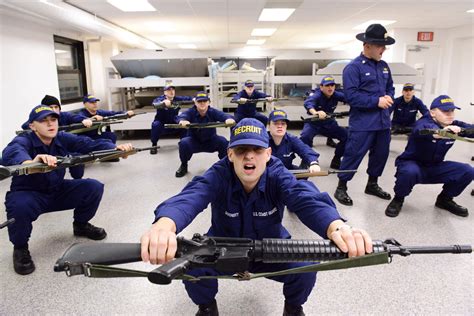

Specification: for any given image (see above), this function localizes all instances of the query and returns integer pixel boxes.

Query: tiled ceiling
[15,0,474,49]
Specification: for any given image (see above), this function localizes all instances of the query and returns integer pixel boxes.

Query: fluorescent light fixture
[467,9,474,13]
[179,44,197,49]
[353,20,396,30]
[246,39,266,45]
[107,0,156,12]
[258,8,295,21]
[251,28,277,36]
[54,49,68,54]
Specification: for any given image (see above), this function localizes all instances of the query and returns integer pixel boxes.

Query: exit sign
[417,32,434,41]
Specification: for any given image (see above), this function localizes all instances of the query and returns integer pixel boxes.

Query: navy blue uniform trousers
[184,262,317,306]
[5,179,104,247]
[179,135,228,163]
[150,120,185,145]
[300,121,347,158]
[394,160,474,198]
[89,131,117,144]
[235,112,268,126]
[338,129,390,182]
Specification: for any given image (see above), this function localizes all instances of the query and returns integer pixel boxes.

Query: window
[53,35,87,104]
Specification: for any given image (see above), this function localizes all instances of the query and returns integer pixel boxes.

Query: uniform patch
[253,207,277,217]
[225,211,239,218]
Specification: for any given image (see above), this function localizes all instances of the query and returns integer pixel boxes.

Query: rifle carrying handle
[148,257,191,284]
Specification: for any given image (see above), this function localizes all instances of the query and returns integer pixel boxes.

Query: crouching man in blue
[141,118,373,316]
[3,105,133,275]
[175,92,235,177]
[385,95,473,217]
[78,94,135,144]
[232,79,273,126]
[268,109,321,173]
[389,83,428,134]
[150,85,193,155]
[300,76,347,169]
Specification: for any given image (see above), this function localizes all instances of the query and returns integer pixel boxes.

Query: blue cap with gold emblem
[430,95,460,111]
[164,84,175,91]
[83,94,100,103]
[229,118,269,148]
[269,109,289,123]
[320,75,336,86]
[195,91,210,101]
[244,80,255,87]
[403,83,415,90]
[28,105,59,123]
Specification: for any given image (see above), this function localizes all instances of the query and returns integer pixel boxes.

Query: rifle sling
[438,131,474,143]
[79,252,389,281]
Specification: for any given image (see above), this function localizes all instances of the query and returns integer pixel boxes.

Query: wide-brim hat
[356,23,395,45]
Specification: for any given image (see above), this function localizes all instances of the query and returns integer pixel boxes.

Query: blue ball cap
[164,85,175,91]
[83,94,100,103]
[195,91,210,101]
[28,105,59,123]
[269,109,289,123]
[244,80,255,87]
[430,95,460,111]
[403,83,415,90]
[320,75,336,86]
[229,118,269,149]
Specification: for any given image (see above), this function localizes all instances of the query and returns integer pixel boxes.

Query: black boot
[334,180,353,206]
[283,302,305,316]
[175,162,188,178]
[435,194,469,217]
[73,222,107,240]
[13,246,35,275]
[385,196,404,217]
[150,145,158,155]
[329,156,341,169]
[365,177,391,200]
[196,300,218,316]
[326,138,337,148]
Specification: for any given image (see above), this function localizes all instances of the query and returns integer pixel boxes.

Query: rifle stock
[290,169,357,179]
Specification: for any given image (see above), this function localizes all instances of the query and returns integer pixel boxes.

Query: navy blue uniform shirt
[343,53,395,131]
[303,90,346,125]
[389,95,428,127]
[397,114,473,165]
[77,108,125,138]
[152,95,193,123]
[2,132,115,192]
[176,106,232,143]
[232,90,269,116]
[269,132,319,169]
[154,157,341,240]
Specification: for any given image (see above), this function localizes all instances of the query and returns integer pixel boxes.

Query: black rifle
[300,111,350,122]
[0,218,15,229]
[164,122,236,129]
[100,112,146,122]
[290,169,357,179]
[230,98,287,104]
[15,121,123,136]
[54,233,471,285]
[419,128,474,137]
[0,146,158,181]
[391,126,413,135]
[152,100,195,110]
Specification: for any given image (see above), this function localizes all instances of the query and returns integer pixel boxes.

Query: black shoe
[365,183,391,200]
[334,187,353,206]
[283,302,305,316]
[175,163,188,178]
[73,222,107,240]
[13,247,35,275]
[326,138,337,148]
[385,198,404,217]
[150,147,158,155]
[435,195,469,217]
[330,156,341,169]
[196,300,218,316]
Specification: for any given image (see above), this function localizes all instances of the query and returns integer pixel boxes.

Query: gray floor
[0,129,472,315]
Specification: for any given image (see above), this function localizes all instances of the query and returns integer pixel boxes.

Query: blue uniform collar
[359,52,378,64]
[268,132,289,148]
[30,131,65,151]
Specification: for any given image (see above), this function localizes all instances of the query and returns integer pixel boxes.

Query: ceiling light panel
[107,0,156,12]
[258,8,295,21]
